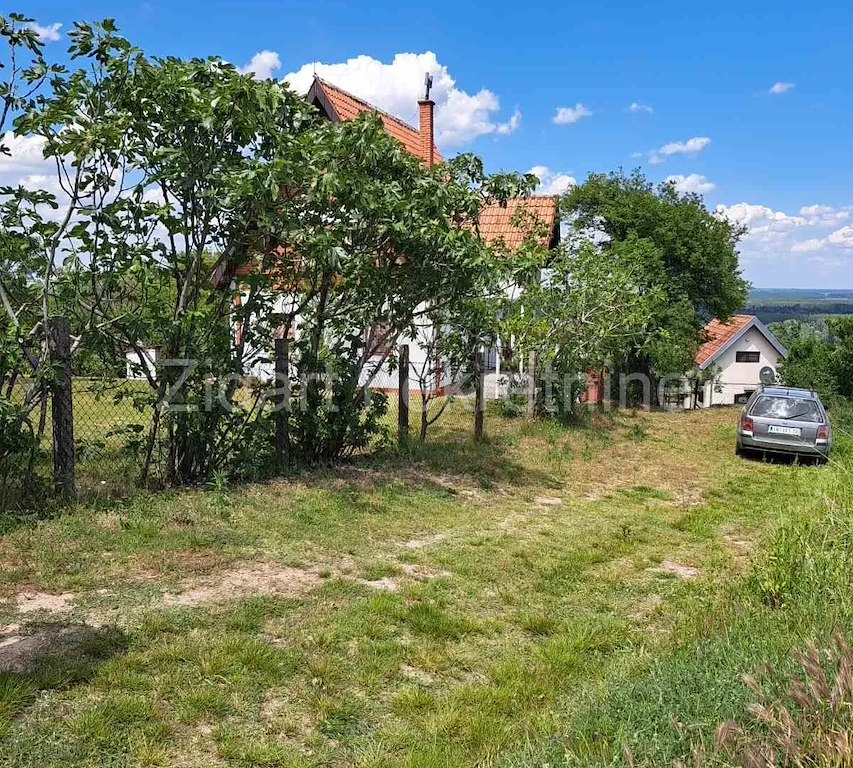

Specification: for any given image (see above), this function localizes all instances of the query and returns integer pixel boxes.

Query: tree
[561,170,749,388]
[779,317,853,402]
[0,13,65,504]
[9,19,533,481]
[505,236,660,418]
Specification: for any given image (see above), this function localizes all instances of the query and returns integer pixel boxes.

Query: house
[691,314,788,407]
[229,75,560,393]
[124,346,159,381]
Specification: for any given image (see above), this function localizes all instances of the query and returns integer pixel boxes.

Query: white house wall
[701,329,784,407]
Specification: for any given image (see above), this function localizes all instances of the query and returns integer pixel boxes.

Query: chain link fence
[4,325,759,516]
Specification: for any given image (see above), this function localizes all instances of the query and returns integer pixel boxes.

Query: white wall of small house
[701,328,784,407]
[125,349,158,381]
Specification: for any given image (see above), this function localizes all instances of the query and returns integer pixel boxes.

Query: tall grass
[553,460,853,767]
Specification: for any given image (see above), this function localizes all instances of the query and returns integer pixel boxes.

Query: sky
[8,0,853,288]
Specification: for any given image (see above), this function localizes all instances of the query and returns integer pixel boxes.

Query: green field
[2,407,852,766]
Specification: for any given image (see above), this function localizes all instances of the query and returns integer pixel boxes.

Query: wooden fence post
[474,349,485,440]
[398,344,409,450]
[47,316,75,498]
[274,336,290,469]
[526,350,536,418]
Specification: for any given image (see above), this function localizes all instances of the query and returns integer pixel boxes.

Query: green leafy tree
[0,13,65,504]
[505,236,661,418]
[779,317,853,403]
[8,18,533,480]
[561,170,749,392]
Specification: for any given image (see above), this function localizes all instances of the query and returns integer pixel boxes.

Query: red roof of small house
[307,77,442,164]
[696,314,754,367]
[476,196,560,250]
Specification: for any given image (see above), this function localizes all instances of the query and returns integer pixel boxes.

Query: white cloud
[649,136,711,165]
[0,132,50,175]
[791,238,825,253]
[665,173,715,195]
[529,165,576,196]
[797,204,849,226]
[285,52,520,148]
[628,102,653,114]
[716,202,806,239]
[28,22,61,42]
[827,226,853,247]
[239,50,282,80]
[552,103,592,125]
[496,108,522,136]
[716,201,853,277]
[769,81,795,95]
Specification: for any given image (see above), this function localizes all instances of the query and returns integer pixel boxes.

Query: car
[736,386,832,463]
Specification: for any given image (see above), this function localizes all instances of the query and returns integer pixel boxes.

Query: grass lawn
[0,406,851,766]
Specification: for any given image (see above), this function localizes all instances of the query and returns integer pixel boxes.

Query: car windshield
[751,396,822,422]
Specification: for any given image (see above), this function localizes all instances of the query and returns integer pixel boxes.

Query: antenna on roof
[423,72,433,101]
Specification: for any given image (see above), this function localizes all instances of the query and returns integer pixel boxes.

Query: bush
[0,397,44,510]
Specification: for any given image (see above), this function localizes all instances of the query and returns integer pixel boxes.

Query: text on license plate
[769,425,801,436]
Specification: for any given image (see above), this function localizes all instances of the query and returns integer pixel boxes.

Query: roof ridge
[313,75,424,137]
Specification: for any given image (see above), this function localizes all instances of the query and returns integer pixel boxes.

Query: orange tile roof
[696,314,754,367]
[476,196,560,249]
[311,77,442,163]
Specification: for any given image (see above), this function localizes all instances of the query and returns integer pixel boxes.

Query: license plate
[769,425,801,437]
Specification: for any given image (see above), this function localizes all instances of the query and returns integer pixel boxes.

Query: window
[736,350,760,363]
[751,396,822,423]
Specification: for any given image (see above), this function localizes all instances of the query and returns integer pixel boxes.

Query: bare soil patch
[162,561,322,607]
[651,560,701,580]
[535,496,564,507]
[400,532,450,550]
[15,591,75,614]
[0,622,111,673]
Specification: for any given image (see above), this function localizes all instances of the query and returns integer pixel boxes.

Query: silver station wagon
[736,386,832,463]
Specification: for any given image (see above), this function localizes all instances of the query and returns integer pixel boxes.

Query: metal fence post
[398,344,409,450]
[474,349,485,440]
[47,316,75,498]
[526,350,536,418]
[274,336,290,469]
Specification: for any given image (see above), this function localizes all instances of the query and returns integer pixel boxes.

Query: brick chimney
[418,73,435,167]
[418,98,435,167]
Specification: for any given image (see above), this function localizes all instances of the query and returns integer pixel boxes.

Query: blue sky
[14,0,853,288]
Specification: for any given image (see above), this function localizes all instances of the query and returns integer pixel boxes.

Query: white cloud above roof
[284,51,521,148]
[529,165,576,196]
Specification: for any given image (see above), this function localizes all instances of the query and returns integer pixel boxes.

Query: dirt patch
[357,576,400,592]
[721,527,757,570]
[401,663,435,685]
[651,560,701,580]
[534,496,564,507]
[400,532,449,550]
[162,561,322,607]
[135,548,227,580]
[16,591,75,614]
[0,623,113,674]
[355,563,450,592]
[399,563,450,580]
[628,593,663,622]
